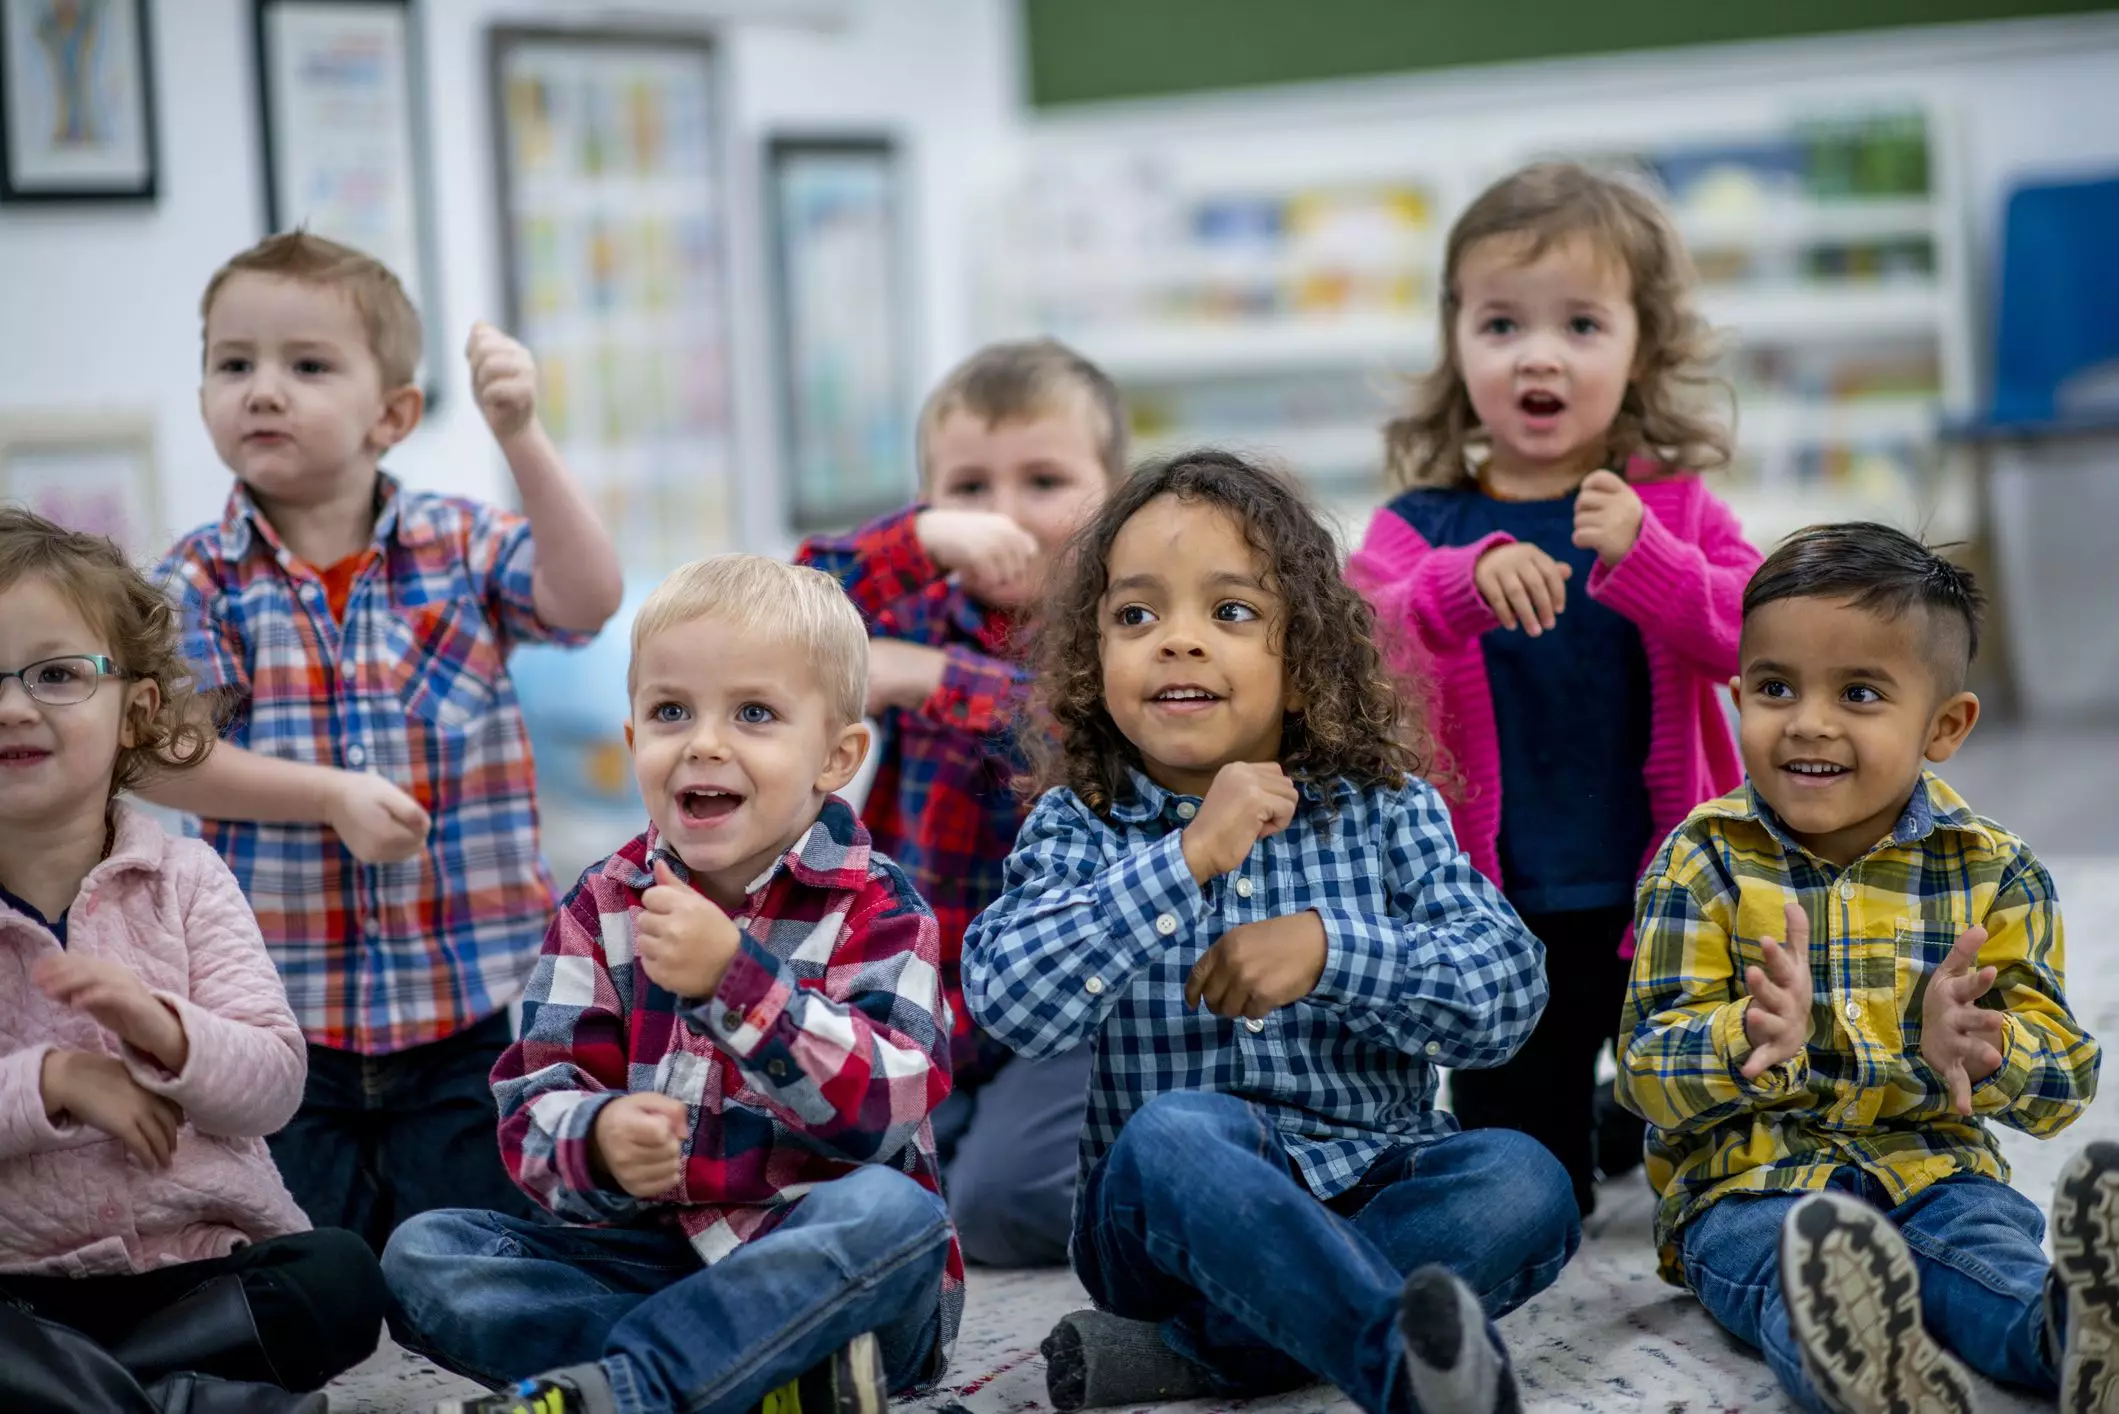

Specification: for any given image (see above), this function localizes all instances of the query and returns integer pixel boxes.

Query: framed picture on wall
[253,0,443,397]
[489,25,736,574]
[0,414,160,557]
[0,0,158,202]
[767,135,915,530]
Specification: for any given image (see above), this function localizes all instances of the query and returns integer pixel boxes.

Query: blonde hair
[1386,162,1731,489]
[201,230,423,390]
[917,338,1128,487]
[629,556,868,724]
[0,508,215,795]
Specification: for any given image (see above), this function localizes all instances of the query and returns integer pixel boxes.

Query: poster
[0,0,156,201]
[0,417,159,557]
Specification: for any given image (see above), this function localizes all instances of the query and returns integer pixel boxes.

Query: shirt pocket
[1894,910,1972,1055]
[386,597,501,730]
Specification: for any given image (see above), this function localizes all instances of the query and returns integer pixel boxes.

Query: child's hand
[467,322,540,441]
[34,956,187,1071]
[39,1050,182,1170]
[1921,925,2007,1117]
[1185,911,1327,1019]
[1181,761,1300,885]
[328,770,431,864]
[1474,542,1571,635]
[1741,901,1814,1079]
[866,639,948,716]
[637,859,743,999]
[1572,470,1645,566]
[589,1091,687,1198]
[915,509,1037,600]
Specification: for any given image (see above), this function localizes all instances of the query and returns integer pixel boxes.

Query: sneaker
[436,1367,614,1414]
[1779,1192,1980,1414]
[759,1332,887,1414]
[2053,1141,2119,1414]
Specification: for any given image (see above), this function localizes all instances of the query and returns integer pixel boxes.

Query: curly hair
[0,508,215,794]
[1385,161,1732,489]
[1022,450,1428,817]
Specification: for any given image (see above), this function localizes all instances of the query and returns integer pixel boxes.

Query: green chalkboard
[1023,0,2119,108]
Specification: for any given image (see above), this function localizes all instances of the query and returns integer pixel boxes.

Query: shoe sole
[2054,1142,2119,1414]
[1779,1193,1980,1414]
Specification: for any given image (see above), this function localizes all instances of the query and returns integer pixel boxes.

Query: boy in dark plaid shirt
[384,557,961,1414]
[797,339,1122,1266]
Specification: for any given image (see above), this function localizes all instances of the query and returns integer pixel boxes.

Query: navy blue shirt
[0,883,66,945]
[1386,487,1653,914]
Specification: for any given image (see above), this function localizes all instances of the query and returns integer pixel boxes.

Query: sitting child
[0,509,385,1411]
[964,451,1579,1414]
[1618,522,2114,1414]
[383,556,961,1414]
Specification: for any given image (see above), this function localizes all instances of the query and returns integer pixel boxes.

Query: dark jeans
[0,1228,387,1392]
[1451,903,1635,1215]
[931,1040,1092,1267]
[1073,1090,1580,1414]
[269,1009,535,1253]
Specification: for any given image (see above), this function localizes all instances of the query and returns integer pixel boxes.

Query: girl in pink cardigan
[0,509,384,1411]
[1348,164,1759,1219]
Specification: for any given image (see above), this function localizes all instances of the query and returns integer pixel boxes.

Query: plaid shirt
[492,797,962,1364]
[963,770,1546,1208]
[797,507,1026,1076]
[1619,773,2101,1285]
[158,475,587,1054]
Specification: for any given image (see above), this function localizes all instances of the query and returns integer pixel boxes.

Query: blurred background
[3,0,2116,882]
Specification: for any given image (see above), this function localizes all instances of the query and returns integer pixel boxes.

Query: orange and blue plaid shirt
[157,474,589,1055]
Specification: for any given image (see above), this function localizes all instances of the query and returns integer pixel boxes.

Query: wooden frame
[0,0,158,203]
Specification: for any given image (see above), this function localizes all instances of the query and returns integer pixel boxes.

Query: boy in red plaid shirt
[798,339,1122,1267]
[384,555,961,1414]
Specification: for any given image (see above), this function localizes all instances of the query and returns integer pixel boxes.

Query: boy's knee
[380,1209,497,1290]
[826,1166,949,1250]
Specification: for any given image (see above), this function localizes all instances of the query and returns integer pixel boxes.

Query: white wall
[0,0,1019,557]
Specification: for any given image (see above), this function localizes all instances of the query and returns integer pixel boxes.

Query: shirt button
[363,917,380,938]
[1426,1041,1441,1057]
[1234,878,1254,898]
[1844,1000,1861,1022]
[1175,801,1197,821]
[1839,879,1855,901]
[1243,1017,1265,1034]
[1154,914,1177,936]
[1084,977,1105,996]
[340,660,356,679]
[346,743,367,768]
[767,1060,788,1079]
[719,1010,742,1033]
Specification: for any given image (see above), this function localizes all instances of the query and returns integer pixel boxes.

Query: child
[965,451,1579,1414]
[0,509,386,1409]
[1618,523,2114,1414]
[383,555,961,1414]
[149,231,624,1251]
[1347,161,1760,1215]
[797,338,1121,1266]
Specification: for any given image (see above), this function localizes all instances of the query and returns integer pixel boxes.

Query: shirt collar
[1106,765,1345,825]
[1706,771,1998,862]
[212,471,438,562]
[629,796,872,902]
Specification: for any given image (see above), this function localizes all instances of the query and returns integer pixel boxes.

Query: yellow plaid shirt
[1618,772,2100,1286]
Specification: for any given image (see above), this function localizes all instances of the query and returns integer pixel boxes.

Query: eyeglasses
[0,655,135,706]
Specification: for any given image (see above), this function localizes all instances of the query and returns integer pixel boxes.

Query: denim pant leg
[380,1208,700,1387]
[598,1166,952,1414]
[1680,1194,1829,1414]
[947,1041,1091,1267]
[268,1041,384,1247]
[1894,1175,2058,1394]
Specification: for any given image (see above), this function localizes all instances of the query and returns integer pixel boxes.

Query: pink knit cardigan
[1347,461,1758,944]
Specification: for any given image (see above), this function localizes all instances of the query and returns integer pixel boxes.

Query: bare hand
[1180,761,1300,885]
[40,1050,182,1170]
[865,639,948,717]
[1572,470,1646,566]
[1741,901,1814,1079]
[590,1091,688,1198]
[1474,542,1572,635]
[329,770,431,864]
[1185,911,1327,1019]
[466,322,540,440]
[34,956,187,1071]
[1921,925,2007,1116]
[637,859,743,999]
[915,509,1038,601]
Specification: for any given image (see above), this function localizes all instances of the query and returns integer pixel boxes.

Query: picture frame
[767,134,916,531]
[488,26,737,572]
[0,413,160,558]
[0,0,158,203]
[253,0,444,399]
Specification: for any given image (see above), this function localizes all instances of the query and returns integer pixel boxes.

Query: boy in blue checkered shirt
[963,452,1578,1414]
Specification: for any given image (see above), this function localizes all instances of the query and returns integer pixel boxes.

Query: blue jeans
[382,1166,950,1414]
[1072,1091,1580,1414]
[1682,1172,2059,1414]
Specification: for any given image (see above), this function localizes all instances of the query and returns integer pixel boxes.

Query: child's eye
[1029,473,1070,493]
[943,478,989,501]
[1569,315,1601,335]
[1114,603,1157,627]
[736,702,776,725]
[294,358,332,376]
[32,660,86,686]
[1842,684,1883,706]
[651,701,689,723]
[1213,601,1260,623]
[216,358,252,375]
[1480,316,1516,336]
[1756,679,1794,700]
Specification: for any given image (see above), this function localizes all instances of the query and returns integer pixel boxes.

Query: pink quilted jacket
[0,802,310,1276]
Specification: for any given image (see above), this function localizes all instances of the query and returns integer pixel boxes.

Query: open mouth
[1781,760,1849,782]
[1150,686,1221,713]
[1519,390,1566,418]
[0,746,51,768]
[677,787,744,825]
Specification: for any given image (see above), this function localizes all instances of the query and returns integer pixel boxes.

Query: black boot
[110,1275,284,1389]
[0,1300,159,1414]
[141,1372,327,1413]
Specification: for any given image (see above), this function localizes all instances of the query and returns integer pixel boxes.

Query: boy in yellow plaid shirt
[1618,522,2115,1414]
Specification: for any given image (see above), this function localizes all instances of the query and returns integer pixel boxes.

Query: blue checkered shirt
[962,769,1547,1202]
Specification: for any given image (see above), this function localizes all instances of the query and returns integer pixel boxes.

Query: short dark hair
[917,338,1127,486]
[1742,522,1986,687]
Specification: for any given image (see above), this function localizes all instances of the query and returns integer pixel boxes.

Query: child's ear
[1726,676,1742,713]
[816,720,871,795]
[370,383,425,451]
[623,718,636,753]
[1923,691,1980,764]
[118,678,161,749]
